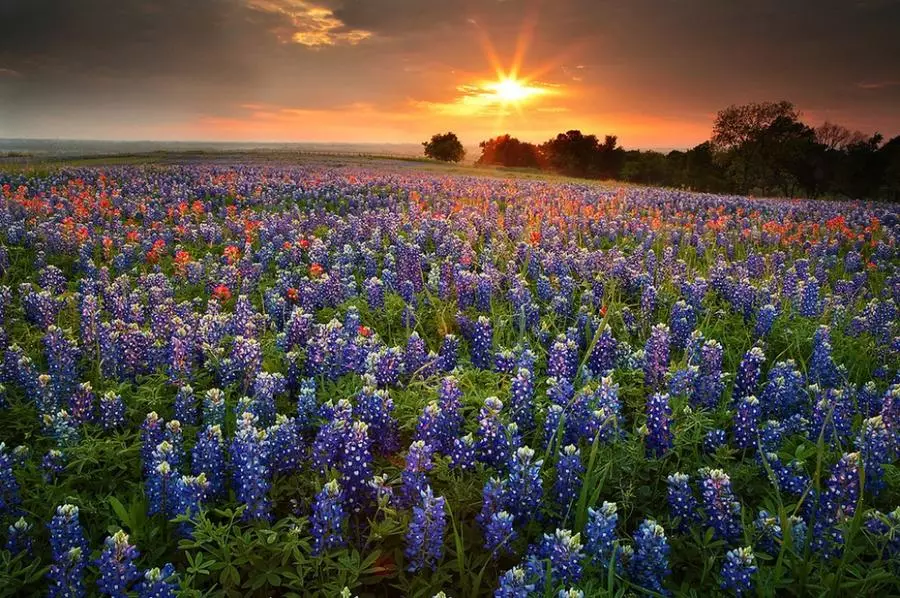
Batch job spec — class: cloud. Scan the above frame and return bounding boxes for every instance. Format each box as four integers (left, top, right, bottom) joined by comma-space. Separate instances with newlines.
246, 0, 372, 47
415, 79, 563, 117
856, 80, 900, 89
0, 68, 21, 77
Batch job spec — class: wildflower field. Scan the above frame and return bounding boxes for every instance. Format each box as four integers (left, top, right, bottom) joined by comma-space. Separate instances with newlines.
0, 160, 898, 597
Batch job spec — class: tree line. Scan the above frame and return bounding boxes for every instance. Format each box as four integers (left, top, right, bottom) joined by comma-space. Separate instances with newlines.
422, 101, 900, 201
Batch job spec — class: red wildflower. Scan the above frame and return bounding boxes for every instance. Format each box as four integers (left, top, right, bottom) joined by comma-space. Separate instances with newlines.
309, 263, 324, 278
286, 287, 300, 302
358, 325, 371, 337
212, 284, 232, 301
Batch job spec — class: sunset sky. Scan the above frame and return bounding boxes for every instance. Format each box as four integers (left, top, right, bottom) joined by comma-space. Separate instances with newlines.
2, 0, 899, 149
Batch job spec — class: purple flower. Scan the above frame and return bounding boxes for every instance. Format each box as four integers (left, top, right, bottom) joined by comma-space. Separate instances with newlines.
502, 446, 544, 524
628, 519, 670, 595
645, 392, 673, 458
585, 501, 618, 568
311, 479, 346, 555
476, 397, 510, 468
644, 324, 670, 390
340, 421, 374, 513
99, 391, 126, 431
471, 316, 494, 370
733, 347, 765, 403
6, 517, 33, 555
484, 510, 516, 556
667, 473, 699, 532
536, 528, 585, 585
699, 468, 742, 543
96, 530, 141, 598
733, 396, 761, 450
230, 413, 271, 521
135, 564, 177, 598
405, 486, 446, 572
192, 425, 226, 498
720, 546, 756, 596
553, 445, 583, 514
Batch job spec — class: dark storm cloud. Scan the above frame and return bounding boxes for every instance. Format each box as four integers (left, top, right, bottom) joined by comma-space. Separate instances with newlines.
1, 0, 898, 142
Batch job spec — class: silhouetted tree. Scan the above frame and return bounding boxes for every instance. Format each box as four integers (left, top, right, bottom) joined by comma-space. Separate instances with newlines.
711, 101, 800, 193
423, 132, 465, 162
540, 130, 625, 178
476, 135, 542, 168
815, 121, 868, 151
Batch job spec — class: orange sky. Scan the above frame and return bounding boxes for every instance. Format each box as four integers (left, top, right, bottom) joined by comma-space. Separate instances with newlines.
2, 0, 899, 150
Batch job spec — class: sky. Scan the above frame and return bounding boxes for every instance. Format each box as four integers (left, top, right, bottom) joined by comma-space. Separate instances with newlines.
1, 0, 899, 150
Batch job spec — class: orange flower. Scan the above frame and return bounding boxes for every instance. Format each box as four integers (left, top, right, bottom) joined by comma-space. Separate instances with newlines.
298, 238, 310, 250
309, 263, 324, 278
530, 230, 541, 245
286, 287, 300, 302
358, 325, 371, 337
212, 284, 232, 301
223, 245, 241, 264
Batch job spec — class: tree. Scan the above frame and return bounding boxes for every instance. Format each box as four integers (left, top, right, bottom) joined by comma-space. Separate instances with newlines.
711, 101, 800, 193
815, 121, 867, 151
540, 130, 625, 178
423, 132, 465, 162
475, 135, 542, 168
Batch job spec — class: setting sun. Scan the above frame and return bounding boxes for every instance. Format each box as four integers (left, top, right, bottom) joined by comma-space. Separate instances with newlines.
486, 77, 544, 103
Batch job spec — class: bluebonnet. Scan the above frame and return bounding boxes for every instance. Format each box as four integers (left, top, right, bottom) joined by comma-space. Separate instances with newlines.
553, 445, 583, 514
341, 421, 374, 512
202, 389, 226, 428
0, 442, 20, 516
192, 425, 226, 498
414, 402, 446, 453
809, 326, 841, 388
812, 452, 861, 557
449, 433, 476, 471
477, 397, 510, 468
536, 528, 585, 585
230, 413, 272, 521
667, 473, 699, 531
584, 501, 618, 568
495, 563, 538, 598
628, 519, 670, 595
135, 564, 177, 598
669, 300, 696, 350
267, 415, 303, 475
146, 441, 175, 517
754, 304, 778, 337
311, 479, 346, 555
733, 396, 761, 450
484, 510, 516, 556
503, 446, 543, 524
543, 404, 565, 452
704, 428, 727, 453
296, 377, 318, 432
312, 403, 351, 475
586, 328, 618, 376
644, 324, 670, 390
405, 486, 447, 572
171, 473, 208, 536
69, 381, 95, 425
95, 530, 141, 598
732, 347, 765, 403
645, 392, 673, 457
699, 468, 743, 543
48, 504, 89, 598
471, 316, 494, 369
856, 415, 890, 495
478, 477, 506, 531
400, 440, 434, 507
438, 334, 459, 371
809, 386, 852, 445
509, 368, 535, 432
720, 546, 756, 596
760, 360, 806, 418
99, 391, 126, 431
6, 517, 33, 555
42, 449, 66, 483
44, 409, 81, 447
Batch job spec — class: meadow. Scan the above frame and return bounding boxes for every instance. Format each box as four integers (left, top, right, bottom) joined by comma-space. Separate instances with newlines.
0, 158, 897, 597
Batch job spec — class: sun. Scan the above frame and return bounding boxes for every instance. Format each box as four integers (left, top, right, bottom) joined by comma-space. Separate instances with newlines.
485, 77, 545, 104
